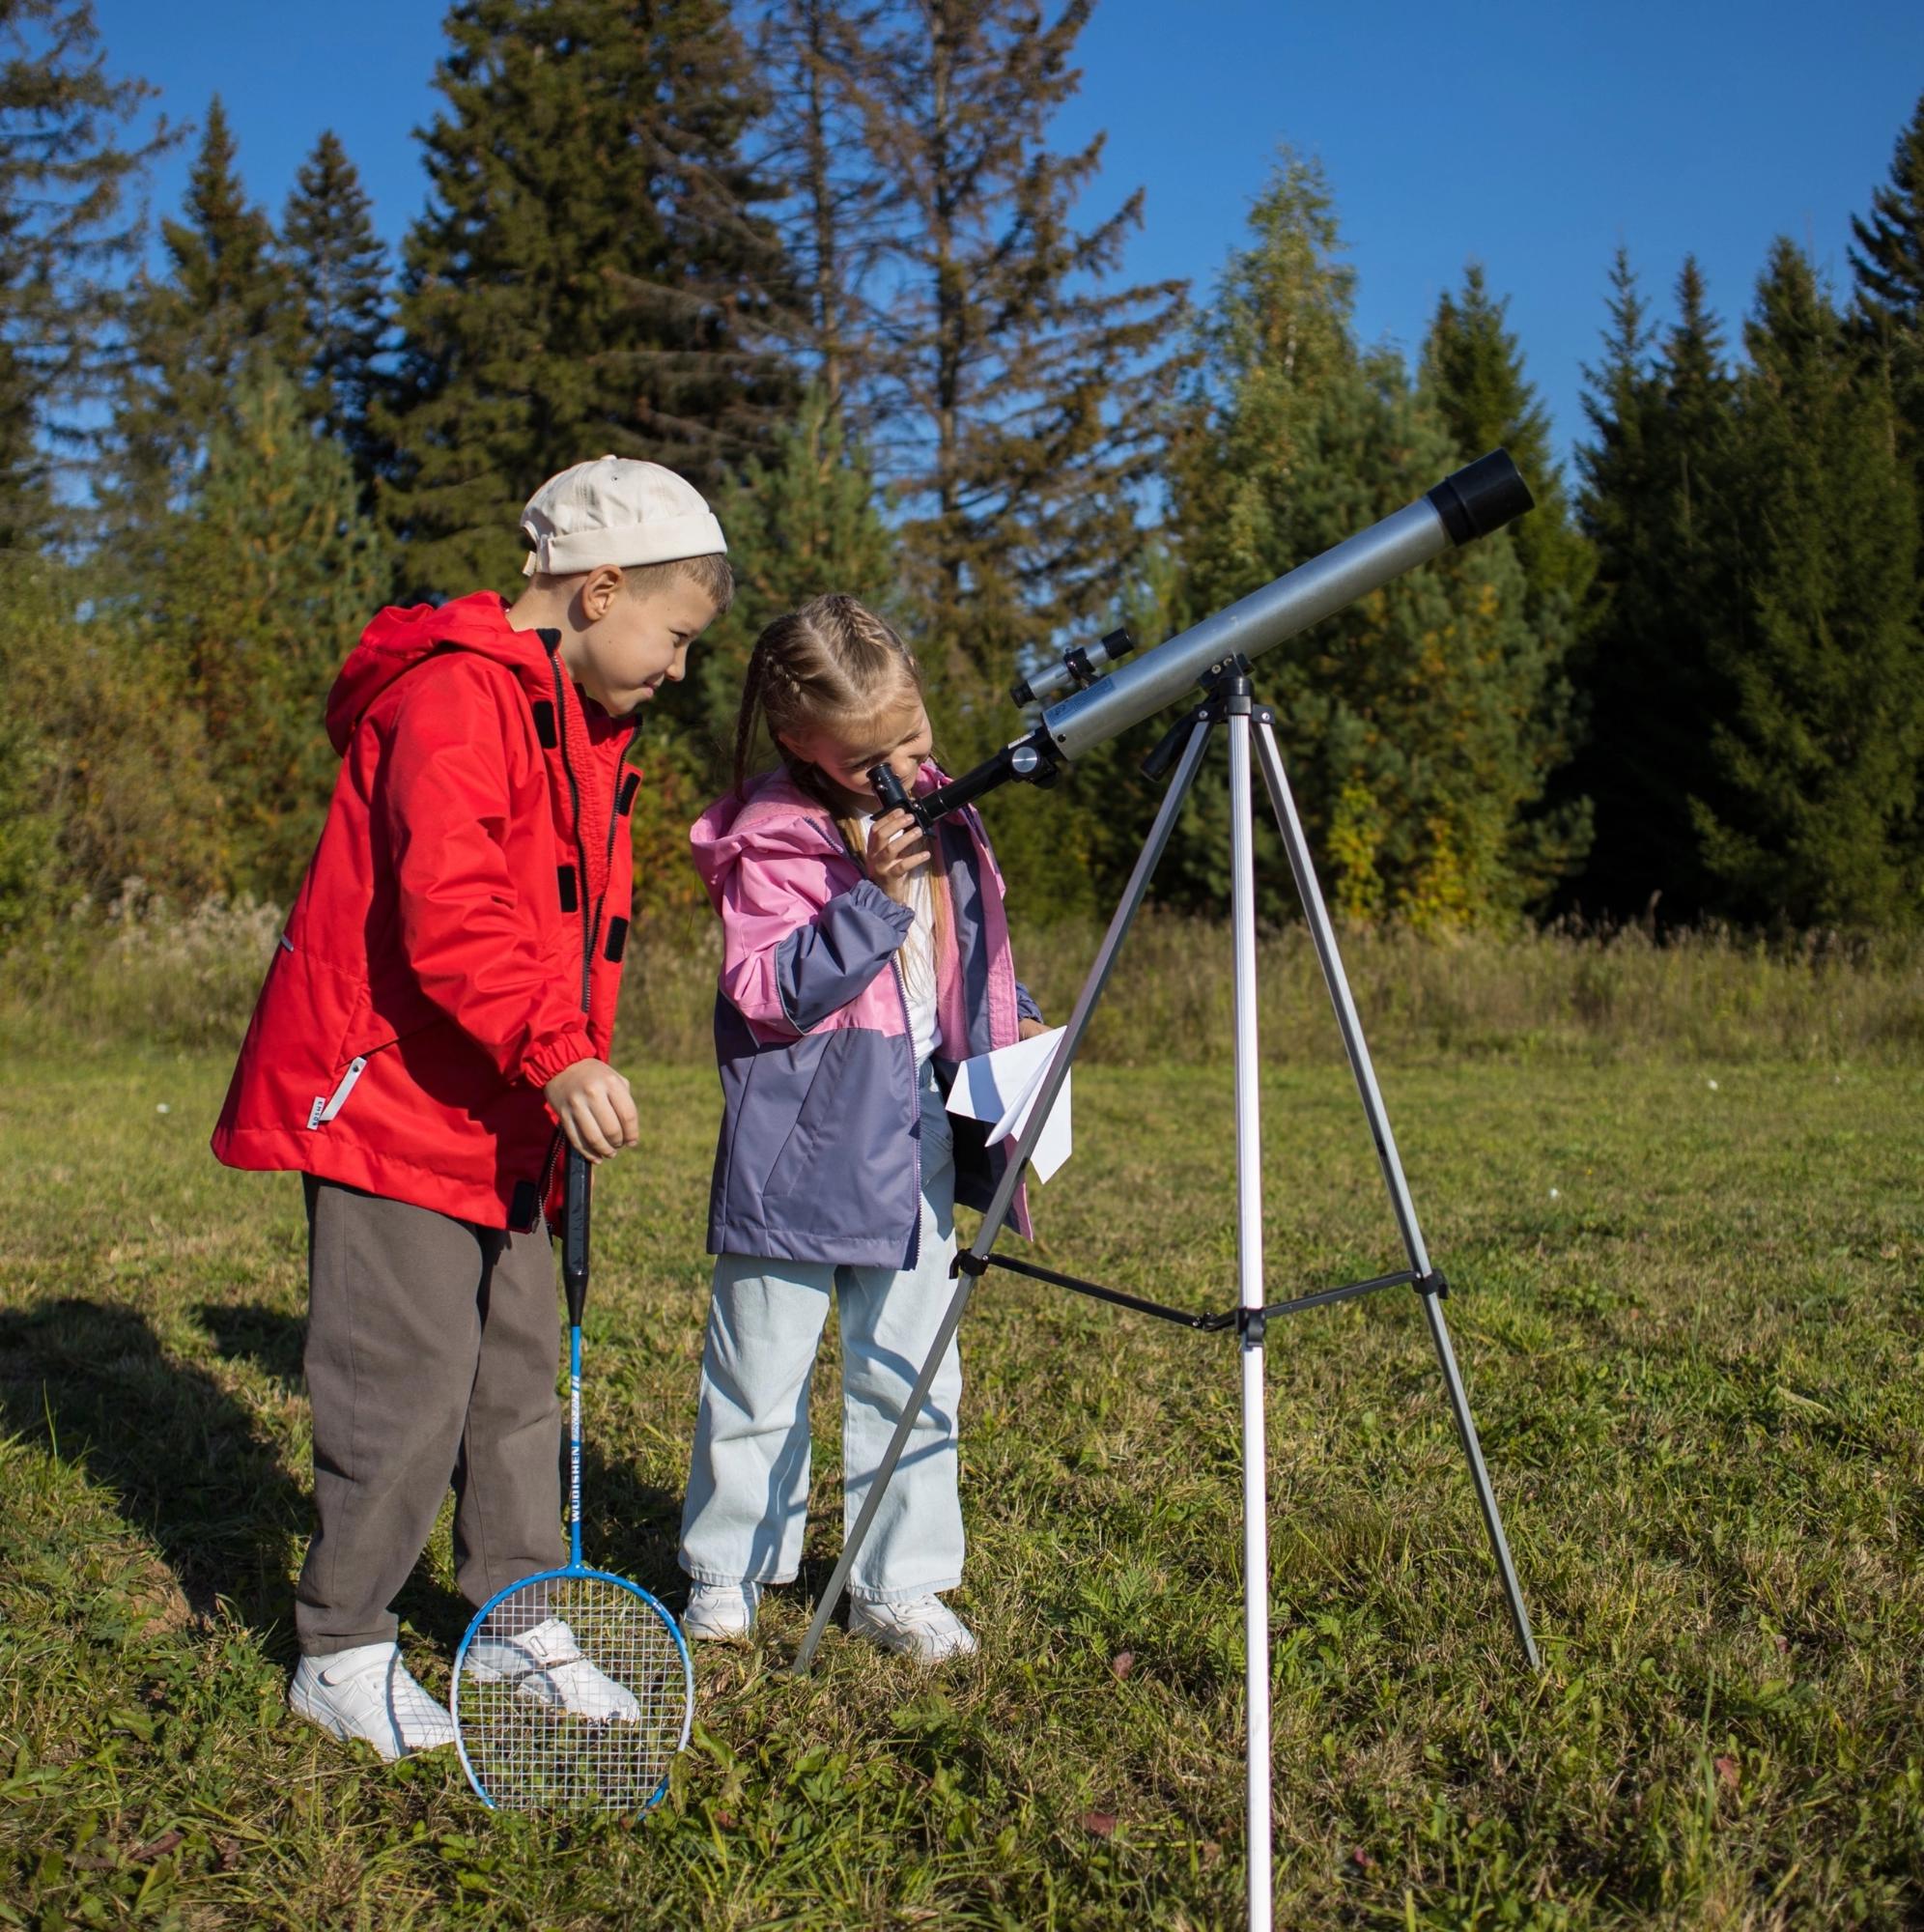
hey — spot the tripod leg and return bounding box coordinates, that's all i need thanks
[791,717,1218,1675]
[1251,718,1541,1671]
[1227,701,1273,1932]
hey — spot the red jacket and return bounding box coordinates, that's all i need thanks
[211,593,639,1230]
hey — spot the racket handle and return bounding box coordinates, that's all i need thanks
[563,1146,591,1327]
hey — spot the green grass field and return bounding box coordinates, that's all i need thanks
[2,1039,1921,1928]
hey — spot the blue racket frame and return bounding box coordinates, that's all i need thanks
[450,1151,694,1812]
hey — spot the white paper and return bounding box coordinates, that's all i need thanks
[946,1027,1072,1183]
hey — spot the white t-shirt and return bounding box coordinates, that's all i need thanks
[857,814,943,1065]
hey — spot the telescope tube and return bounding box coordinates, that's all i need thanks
[1038,450,1532,763]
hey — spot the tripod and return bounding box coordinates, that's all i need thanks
[794,661,1541,1930]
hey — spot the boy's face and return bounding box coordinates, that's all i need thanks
[568,571,719,717]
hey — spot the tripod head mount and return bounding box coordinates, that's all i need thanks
[865,448,1534,829]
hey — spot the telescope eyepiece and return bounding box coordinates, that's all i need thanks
[1426,449,1535,546]
[867,762,917,819]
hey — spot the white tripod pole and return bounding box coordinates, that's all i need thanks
[1227,691,1273,1930]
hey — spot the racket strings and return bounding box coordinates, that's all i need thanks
[454,1572,689,1810]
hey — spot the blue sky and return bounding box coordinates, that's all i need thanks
[94,0,1924,474]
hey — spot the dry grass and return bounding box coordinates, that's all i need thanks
[6,893,1920,1069]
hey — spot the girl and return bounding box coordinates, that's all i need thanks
[679,594,1046,1660]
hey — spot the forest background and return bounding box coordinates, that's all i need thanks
[1,0,1922,981]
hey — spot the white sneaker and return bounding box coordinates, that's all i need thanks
[849,1595,977,1662]
[682,1581,761,1640]
[462,1617,641,1722]
[290,1643,456,1760]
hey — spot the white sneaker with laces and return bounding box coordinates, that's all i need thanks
[849,1595,977,1662]
[289,1642,456,1760]
[682,1581,761,1640]
[461,1616,641,1722]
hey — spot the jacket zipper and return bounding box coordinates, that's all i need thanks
[535,660,640,1213]
[534,652,598,1209]
[889,951,922,1270]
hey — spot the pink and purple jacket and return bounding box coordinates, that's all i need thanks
[691,764,1041,1268]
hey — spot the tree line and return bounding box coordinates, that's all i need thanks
[0,0,1919,938]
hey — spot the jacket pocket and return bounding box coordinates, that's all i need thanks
[760,1030,916,1227]
[304,1018,441,1131]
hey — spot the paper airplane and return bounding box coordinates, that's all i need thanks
[946,1027,1072,1183]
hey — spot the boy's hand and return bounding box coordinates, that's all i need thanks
[1018,1018,1050,1041]
[867,809,931,901]
[543,1059,639,1162]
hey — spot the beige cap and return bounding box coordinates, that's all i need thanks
[520,455,727,577]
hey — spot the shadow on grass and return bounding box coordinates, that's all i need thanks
[194,1297,304,1394]
[189,1298,473,1650]
[0,1295,309,1642]
[195,1297,689,1634]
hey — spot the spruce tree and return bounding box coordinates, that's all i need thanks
[1849,90,1924,459]
[603,385,898,925]
[152,361,391,899]
[829,0,1188,695]
[282,129,391,489]
[0,0,168,549]
[381,0,790,596]
[1695,240,1921,927]
[701,384,894,726]
[111,97,297,535]
[1567,253,1740,923]
[1420,262,1591,622]
[1169,154,1576,925]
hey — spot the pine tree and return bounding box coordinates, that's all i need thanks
[380,0,791,596]
[282,129,391,488]
[0,0,168,549]
[829,0,1188,696]
[111,97,297,536]
[750,0,891,427]
[1168,154,1575,926]
[1694,240,1922,927]
[153,361,392,898]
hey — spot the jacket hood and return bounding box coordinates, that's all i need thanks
[325,592,553,753]
[690,768,844,911]
[690,763,953,910]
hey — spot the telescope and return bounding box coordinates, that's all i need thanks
[868,448,1533,824]
[830,450,1545,1932]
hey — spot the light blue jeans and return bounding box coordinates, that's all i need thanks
[679,1070,964,1603]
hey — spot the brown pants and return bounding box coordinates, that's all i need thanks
[297,1177,565,1656]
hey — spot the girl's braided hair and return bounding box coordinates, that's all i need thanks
[734,594,924,809]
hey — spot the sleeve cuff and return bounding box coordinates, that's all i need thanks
[521,1028,598,1090]
[848,876,915,936]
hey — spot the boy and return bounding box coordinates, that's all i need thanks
[212,457,730,1758]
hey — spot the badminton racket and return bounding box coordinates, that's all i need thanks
[450,1148,693,1812]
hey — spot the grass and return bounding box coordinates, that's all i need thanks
[1,1026,1921,1926]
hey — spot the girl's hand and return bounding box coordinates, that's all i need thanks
[1018,1017,1050,1040]
[867,809,931,900]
